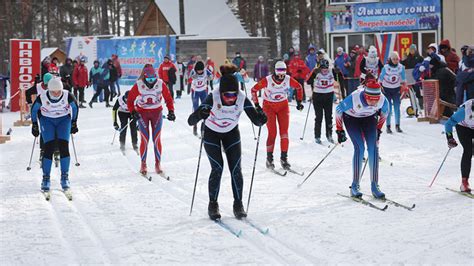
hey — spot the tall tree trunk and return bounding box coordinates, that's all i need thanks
[124,0,131,36]
[279,0,289,55]
[315,0,325,49]
[299,0,309,54]
[21,0,33,38]
[263,0,277,57]
[110,0,116,35]
[249,0,257,36]
[46,0,51,45]
[101,0,110,35]
[84,0,91,35]
[116,0,121,36]
[179,0,185,34]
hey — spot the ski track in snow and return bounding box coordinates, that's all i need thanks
[1,86,473,264]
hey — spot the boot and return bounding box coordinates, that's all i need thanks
[208,200,221,220]
[326,135,334,144]
[155,161,162,174]
[88,101,93,108]
[120,142,125,151]
[233,200,247,219]
[280,152,291,170]
[460,177,471,192]
[61,174,70,190]
[418,98,424,110]
[386,125,393,134]
[132,143,138,151]
[395,125,403,133]
[266,152,275,169]
[105,103,111,108]
[350,182,362,198]
[79,104,86,108]
[41,176,51,192]
[315,137,322,144]
[193,125,198,136]
[371,182,385,199]
[140,161,147,175]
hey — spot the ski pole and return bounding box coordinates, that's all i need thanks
[71,135,81,166]
[360,159,368,181]
[246,126,262,213]
[300,101,312,140]
[111,130,118,145]
[26,137,37,171]
[190,121,206,216]
[111,118,135,145]
[297,143,339,188]
[429,148,452,187]
[242,82,257,140]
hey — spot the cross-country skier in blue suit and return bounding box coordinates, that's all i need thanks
[444,98,473,192]
[31,77,79,192]
[335,80,389,198]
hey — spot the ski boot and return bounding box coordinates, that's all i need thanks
[395,125,403,133]
[327,135,335,144]
[266,152,275,169]
[208,200,221,220]
[280,152,291,170]
[60,174,70,190]
[155,161,162,174]
[386,125,393,134]
[460,177,471,192]
[140,161,147,175]
[371,182,385,199]
[120,142,126,152]
[132,143,138,151]
[88,101,93,108]
[233,200,247,219]
[315,138,322,144]
[350,182,362,198]
[193,125,198,136]
[41,176,51,192]
[79,104,86,109]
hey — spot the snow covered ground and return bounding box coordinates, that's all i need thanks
[0,85,472,265]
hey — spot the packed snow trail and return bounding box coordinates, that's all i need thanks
[1,87,472,264]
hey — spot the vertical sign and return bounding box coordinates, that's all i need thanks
[397,33,413,59]
[10,39,41,112]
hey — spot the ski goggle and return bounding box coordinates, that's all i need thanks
[145,77,157,83]
[222,91,238,98]
[275,68,286,73]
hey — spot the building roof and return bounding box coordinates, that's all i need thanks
[154,0,249,39]
[40,47,65,61]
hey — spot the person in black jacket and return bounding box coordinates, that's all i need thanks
[60,58,74,93]
[168,66,177,100]
[108,59,119,101]
[187,64,267,221]
[402,44,424,108]
[112,91,138,151]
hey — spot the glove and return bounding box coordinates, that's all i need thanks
[446,132,458,148]
[114,122,119,130]
[254,102,262,112]
[132,111,140,121]
[199,107,211,120]
[419,65,426,72]
[31,122,39,137]
[71,121,78,134]
[377,128,382,141]
[296,101,304,111]
[256,108,267,126]
[336,130,347,143]
[167,111,176,121]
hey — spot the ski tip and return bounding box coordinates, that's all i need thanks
[236,230,243,238]
[382,205,389,211]
[262,228,270,235]
[149,176,153,181]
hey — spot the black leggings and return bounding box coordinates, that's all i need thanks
[44,139,69,161]
[74,86,85,102]
[203,126,243,202]
[118,112,137,145]
[456,125,473,178]
[91,85,110,105]
[312,92,334,138]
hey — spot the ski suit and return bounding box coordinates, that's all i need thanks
[190,69,213,111]
[310,70,335,139]
[379,63,406,127]
[113,95,137,146]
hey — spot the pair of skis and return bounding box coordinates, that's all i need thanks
[140,171,171,182]
[214,217,269,238]
[269,167,304,177]
[445,188,474,199]
[337,193,416,211]
[41,189,73,201]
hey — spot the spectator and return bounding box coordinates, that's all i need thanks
[402,44,424,108]
[346,47,360,95]
[111,54,122,96]
[253,56,269,82]
[439,39,460,73]
[334,47,350,99]
[41,57,50,79]
[456,46,474,105]
[232,52,247,90]
[186,55,196,94]
[206,57,216,91]
[89,61,111,108]
[60,58,74,93]
[108,59,118,101]
[305,44,318,71]
[158,55,178,99]
[51,57,59,68]
[176,57,186,99]
[360,45,384,84]
[89,60,103,103]
[72,57,88,108]
[288,52,310,102]
[354,46,367,78]
[283,53,291,68]
[288,47,296,60]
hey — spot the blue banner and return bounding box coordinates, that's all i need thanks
[97,36,176,85]
[326,0,441,33]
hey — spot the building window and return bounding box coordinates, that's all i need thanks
[348,34,363,51]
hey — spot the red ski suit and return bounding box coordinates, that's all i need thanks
[127,79,174,167]
[251,75,303,153]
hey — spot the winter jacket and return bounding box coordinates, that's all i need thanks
[73,64,89,87]
[97,62,110,87]
[334,53,350,76]
[288,57,310,80]
[439,39,460,73]
[89,66,102,85]
[60,62,74,89]
[232,57,247,70]
[347,53,358,77]
[456,71,474,106]
[253,61,269,81]
[158,61,177,83]
[111,54,122,77]
[305,44,318,70]
[354,50,367,78]
[402,53,424,69]
[109,65,118,83]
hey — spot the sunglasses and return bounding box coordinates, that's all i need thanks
[145,77,157,83]
[275,68,286,72]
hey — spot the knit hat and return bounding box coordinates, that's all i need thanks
[219,64,239,93]
[364,80,382,96]
[43,73,53,85]
[194,61,205,71]
[409,44,417,51]
[48,77,63,92]
[142,64,157,79]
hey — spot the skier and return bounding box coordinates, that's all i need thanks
[335,80,389,199]
[187,64,267,220]
[127,64,175,175]
[30,78,79,192]
[444,98,473,192]
[189,61,213,136]
[112,91,138,152]
[360,46,384,85]
[307,59,335,144]
[250,61,304,170]
[379,52,406,133]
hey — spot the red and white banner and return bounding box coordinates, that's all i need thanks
[10,39,41,112]
[397,33,413,59]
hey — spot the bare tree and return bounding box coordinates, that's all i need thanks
[101,0,110,34]
[263,0,277,57]
[299,0,309,53]
[124,0,131,36]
